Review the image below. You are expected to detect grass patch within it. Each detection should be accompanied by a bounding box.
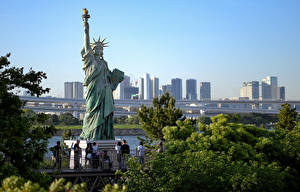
[55,124,142,130]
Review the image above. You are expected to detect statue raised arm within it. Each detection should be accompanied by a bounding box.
[82,8,91,52]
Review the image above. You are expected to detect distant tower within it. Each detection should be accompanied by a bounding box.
[151,77,159,98]
[144,73,151,100]
[171,78,182,100]
[277,86,285,101]
[113,81,124,99]
[139,77,144,100]
[262,76,278,100]
[64,82,73,99]
[186,79,197,100]
[73,82,83,99]
[199,82,211,100]
[240,81,259,100]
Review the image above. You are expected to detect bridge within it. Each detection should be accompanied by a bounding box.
[20,96,300,119]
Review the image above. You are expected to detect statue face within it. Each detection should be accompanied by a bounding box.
[92,45,103,57]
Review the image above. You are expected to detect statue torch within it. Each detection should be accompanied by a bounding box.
[82,8,90,21]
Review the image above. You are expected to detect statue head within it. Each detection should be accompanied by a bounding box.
[91,37,109,58]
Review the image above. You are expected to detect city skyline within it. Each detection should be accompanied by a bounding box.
[1,0,300,99]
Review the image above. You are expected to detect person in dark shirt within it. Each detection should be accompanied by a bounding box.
[74,140,81,169]
[121,140,130,155]
[120,140,130,170]
[53,141,61,169]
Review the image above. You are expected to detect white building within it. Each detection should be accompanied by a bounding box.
[139,77,144,100]
[143,73,151,100]
[240,81,259,100]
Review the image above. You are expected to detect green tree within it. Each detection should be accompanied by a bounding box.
[119,113,300,191]
[276,103,298,131]
[0,54,55,183]
[0,176,86,192]
[58,113,79,125]
[137,92,182,140]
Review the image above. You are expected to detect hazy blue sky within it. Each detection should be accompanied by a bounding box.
[1,0,300,99]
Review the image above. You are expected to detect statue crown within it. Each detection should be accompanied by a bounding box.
[91,37,109,48]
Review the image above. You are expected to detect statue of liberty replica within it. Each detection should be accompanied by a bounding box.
[80,8,124,140]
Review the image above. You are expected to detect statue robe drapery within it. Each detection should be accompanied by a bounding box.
[80,47,124,140]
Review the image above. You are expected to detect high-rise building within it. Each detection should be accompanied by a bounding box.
[151,77,159,99]
[73,82,83,99]
[199,82,211,100]
[144,73,151,100]
[113,81,125,99]
[123,75,130,88]
[240,81,259,100]
[64,82,84,99]
[171,78,182,100]
[64,82,73,99]
[277,86,285,101]
[124,87,139,99]
[262,76,278,100]
[186,79,197,100]
[138,77,144,100]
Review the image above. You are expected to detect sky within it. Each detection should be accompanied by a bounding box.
[1,0,300,99]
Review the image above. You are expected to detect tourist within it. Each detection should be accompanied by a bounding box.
[52,141,62,169]
[74,140,81,169]
[91,142,98,168]
[120,140,130,171]
[103,151,112,170]
[85,142,93,167]
[115,141,122,169]
[137,141,145,165]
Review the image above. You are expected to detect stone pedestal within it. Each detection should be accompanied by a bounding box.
[64,140,118,170]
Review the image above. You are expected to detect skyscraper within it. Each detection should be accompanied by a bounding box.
[171,78,182,100]
[186,79,197,100]
[151,77,159,99]
[277,86,285,101]
[262,76,278,100]
[144,73,151,100]
[199,82,211,100]
[64,82,84,99]
[124,87,139,99]
[139,77,144,100]
[113,81,124,99]
[73,82,83,99]
[64,82,73,99]
[240,81,259,100]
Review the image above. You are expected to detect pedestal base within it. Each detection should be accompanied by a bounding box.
[64,140,118,170]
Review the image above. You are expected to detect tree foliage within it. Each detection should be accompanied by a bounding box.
[0,54,55,183]
[276,103,298,131]
[119,104,300,191]
[0,176,86,192]
[137,92,182,140]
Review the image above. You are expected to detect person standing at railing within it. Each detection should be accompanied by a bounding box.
[137,141,145,165]
[115,141,122,170]
[120,140,130,171]
[74,140,81,169]
[52,141,62,170]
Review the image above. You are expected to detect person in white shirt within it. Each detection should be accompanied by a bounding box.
[137,141,145,165]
